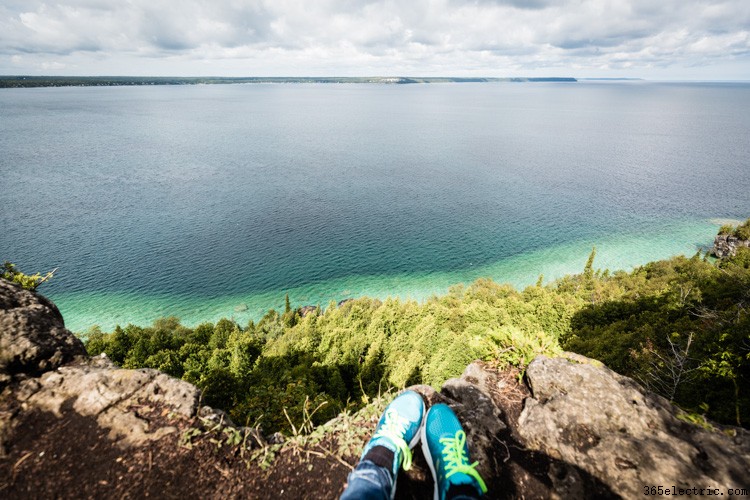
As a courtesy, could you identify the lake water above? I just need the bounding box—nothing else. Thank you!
[1,81,748,332]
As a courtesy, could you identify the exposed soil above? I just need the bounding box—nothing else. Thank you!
[0,399,353,499]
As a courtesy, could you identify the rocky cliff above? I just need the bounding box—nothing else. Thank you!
[0,279,86,387]
[712,233,750,258]
[1,280,749,498]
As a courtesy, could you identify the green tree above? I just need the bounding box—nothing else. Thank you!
[584,247,597,279]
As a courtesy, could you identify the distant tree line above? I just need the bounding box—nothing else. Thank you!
[0,76,577,89]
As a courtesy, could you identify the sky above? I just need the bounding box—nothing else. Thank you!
[1,0,749,80]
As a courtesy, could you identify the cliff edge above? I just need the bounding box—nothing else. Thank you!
[712,219,750,258]
[1,281,749,498]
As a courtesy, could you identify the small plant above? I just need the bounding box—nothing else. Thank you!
[283,396,329,437]
[676,405,715,432]
[179,427,204,449]
[222,426,244,446]
[1,261,56,290]
[249,442,283,470]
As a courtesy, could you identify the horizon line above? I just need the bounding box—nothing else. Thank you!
[3,74,750,83]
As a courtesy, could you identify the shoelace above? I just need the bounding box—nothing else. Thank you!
[438,430,488,494]
[372,408,414,471]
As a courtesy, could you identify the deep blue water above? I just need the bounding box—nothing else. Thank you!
[1,81,749,331]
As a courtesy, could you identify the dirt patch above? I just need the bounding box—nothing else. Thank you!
[0,397,353,499]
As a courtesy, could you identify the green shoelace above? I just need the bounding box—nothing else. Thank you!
[439,430,488,494]
[372,408,413,471]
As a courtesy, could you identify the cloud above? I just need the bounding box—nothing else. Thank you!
[0,0,748,78]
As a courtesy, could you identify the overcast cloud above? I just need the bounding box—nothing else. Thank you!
[1,0,748,79]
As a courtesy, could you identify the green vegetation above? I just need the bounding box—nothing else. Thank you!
[562,249,750,426]
[84,277,570,434]
[1,261,55,290]
[180,391,394,470]
[718,218,750,240]
[83,245,750,432]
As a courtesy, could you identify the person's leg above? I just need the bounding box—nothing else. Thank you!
[340,458,393,500]
[340,390,425,500]
[421,403,487,500]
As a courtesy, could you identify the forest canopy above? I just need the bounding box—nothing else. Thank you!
[80,246,750,433]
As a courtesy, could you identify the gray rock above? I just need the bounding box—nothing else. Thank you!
[409,363,507,493]
[0,280,86,387]
[267,432,286,445]
[14,358,201,447]
[518,354,750,497]
[198,405,235,428]
[441,373,507,477]
[297,305,318,317]
[712,234,750,258]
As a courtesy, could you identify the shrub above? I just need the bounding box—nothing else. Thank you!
[1,261,55,290]
[735,218,750,240]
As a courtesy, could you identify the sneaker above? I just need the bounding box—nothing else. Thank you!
[360,390,426,479]
[421,403,487,500]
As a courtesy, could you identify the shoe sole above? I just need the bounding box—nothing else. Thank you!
[409,397,426,450]
[420,407,440,500]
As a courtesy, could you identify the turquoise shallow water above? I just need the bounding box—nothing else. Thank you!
[1,82,749,332]
[53,218,723,332]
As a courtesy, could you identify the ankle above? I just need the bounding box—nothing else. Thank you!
[362,445,396,474]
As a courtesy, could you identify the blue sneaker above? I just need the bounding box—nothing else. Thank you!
[421,404,487,499]
[360,390,425,479]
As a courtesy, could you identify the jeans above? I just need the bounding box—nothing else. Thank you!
[339,460,480,500]
[340,460,393,500]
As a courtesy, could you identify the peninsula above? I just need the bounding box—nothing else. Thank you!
[0,75,577,88]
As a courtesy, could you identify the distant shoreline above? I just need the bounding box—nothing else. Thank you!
[0,75,577,89]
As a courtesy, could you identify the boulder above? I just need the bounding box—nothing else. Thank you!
[0,280,86,387]
[297,305,318,317]
[415,362,618,499]
[14,354,201,448]
[406,356,750,498]
[517,355,750,497]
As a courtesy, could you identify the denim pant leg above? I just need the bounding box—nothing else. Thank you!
[340,460,393,500]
